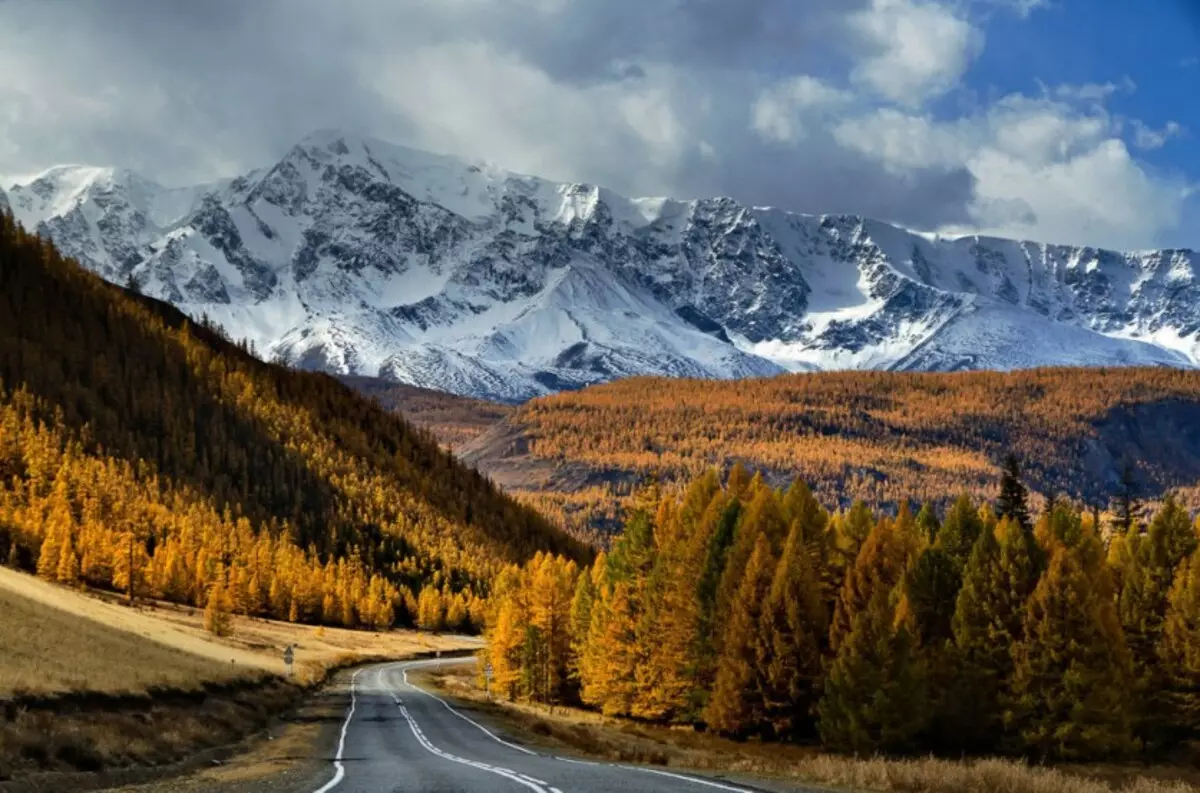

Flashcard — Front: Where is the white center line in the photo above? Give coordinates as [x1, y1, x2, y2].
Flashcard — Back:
[310, 667, 364, 793]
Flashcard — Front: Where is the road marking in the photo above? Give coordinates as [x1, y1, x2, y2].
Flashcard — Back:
[629, 767, 758, 792]
[398, 703, 556, 793]
[400, 665, 538, 755]
[310, 667, 364, 793]
[393, 659, 759, 793]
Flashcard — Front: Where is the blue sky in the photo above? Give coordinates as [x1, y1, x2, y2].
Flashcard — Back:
[0, 0, 1197, 250]
[969, 0, 1198, 185]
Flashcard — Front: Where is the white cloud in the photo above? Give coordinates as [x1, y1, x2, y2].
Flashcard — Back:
[848, 0, 983, 106]
[1130, 120, 1185, 151]
[838, 94, 1189, 248]
[752, 76, 853, 143]
[1051, 76, 1136, 104]
[0, 0, 1192, 250]
[988, 0, 1050, 19]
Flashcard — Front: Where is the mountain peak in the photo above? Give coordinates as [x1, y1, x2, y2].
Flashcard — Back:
[10, 133, 1200, 399]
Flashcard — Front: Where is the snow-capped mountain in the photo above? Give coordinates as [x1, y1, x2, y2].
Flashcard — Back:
[6, 130, 1198, 400]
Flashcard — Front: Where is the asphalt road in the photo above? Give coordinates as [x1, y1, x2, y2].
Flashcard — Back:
[309, 659, 770, 793]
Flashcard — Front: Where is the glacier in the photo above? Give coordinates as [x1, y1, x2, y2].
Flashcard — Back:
[3, 130, 1197, 400]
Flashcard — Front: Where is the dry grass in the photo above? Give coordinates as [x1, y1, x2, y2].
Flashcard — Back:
[0, 585, 241, 696]
[0, 565, 480, 695]
[425, 666, 1200, 793]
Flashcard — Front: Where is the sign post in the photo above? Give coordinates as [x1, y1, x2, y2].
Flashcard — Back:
[283, 644, 295, 678]
[484, 662, 493, 700]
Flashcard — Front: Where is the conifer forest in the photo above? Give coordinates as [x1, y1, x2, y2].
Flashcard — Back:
[485, 462, 1200, 761]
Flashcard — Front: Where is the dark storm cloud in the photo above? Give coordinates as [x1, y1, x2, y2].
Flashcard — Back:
[0, 0, 978, 231]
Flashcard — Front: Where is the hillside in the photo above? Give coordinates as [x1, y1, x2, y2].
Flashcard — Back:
[7, 131, 1198, 401]
[461, 368, 1200, 538]
[340, 375, 514, 449]
[0, 210, 585, 630]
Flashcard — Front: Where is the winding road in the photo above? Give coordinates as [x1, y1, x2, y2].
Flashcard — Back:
[310, 659, 772, 793]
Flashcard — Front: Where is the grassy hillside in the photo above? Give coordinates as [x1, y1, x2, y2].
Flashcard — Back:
[0, 210, 586, 630]
[461, 370, 1200, 539]
[0, 575, 240, 696]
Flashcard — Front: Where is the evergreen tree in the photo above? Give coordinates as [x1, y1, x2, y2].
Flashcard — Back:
[1118, 495, 1198, 745]
[704, 534, 776, 735]
[1158, 551, 1200, 741]
[898, 546, 961, 646]
[995, 454, 1031, 532]
[915, 503, 940, 545]
[830, 515, 906, 653]
[568, 558, 598, 686]
[1008, 543, 1134, 761]
[935, 494, 984, 572]
[691, 492, 740, 717]
[1114, 460, 1140, 535]
[951, 517, 1037, 751]
[726, 463, 753, 502]
[760, 520, 827, 739]
[204, 575, 234, 637]
[713, 486, 788, 654]
[818, 587, 928, 754]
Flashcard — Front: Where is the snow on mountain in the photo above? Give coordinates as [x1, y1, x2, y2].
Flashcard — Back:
[7, 131, 1198, 400]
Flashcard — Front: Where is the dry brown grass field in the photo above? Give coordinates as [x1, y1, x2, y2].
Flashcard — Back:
[424, 666, 1200, 793]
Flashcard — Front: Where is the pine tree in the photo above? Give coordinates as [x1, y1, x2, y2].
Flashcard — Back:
[528, 554, 577, 703]
[830, 514, 905, 653]
[1118, 495, 1198, 745]
[995, 454, 1031, 532]
[204, 575, 234, 637]
[726, 463, 753, 502]
[1114, 460, 1140, 535]
[1158, 551, 1200, 741]
[55, 535, 80, 585]
[898, 546, 961, 646]
[417, 587, 445, 631]
[569, 559, 598, 686]
[818, 587, 928, 754]
[950, 517, 1037, 751]
[704, 534, 776, 735]
[1008, 543, 1134, 761]
[915, 503, 940, 545]
[581, 580, 639, 715]
[691, 492, 740, 717]
[760, 520, 827, 739]
[936, 494, 984, 572]
[36, 526, 62, 581]
[713, 487, 788, 655]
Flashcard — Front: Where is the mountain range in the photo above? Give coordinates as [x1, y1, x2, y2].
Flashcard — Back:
[4, 130, 1198, 401]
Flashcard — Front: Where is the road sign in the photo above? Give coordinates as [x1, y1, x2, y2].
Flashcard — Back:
[484, 663, 493, 679]
[283, 644, 294, 676]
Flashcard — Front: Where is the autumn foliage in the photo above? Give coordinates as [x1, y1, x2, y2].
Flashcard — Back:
[491, 367, 1200, 540]
[0, 211, 585, 631]
[486, 464, 1200, 761]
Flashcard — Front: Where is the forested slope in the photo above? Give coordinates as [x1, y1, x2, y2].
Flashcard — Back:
[464, 370, 1200, 540]
[0, 210, 585, 630]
